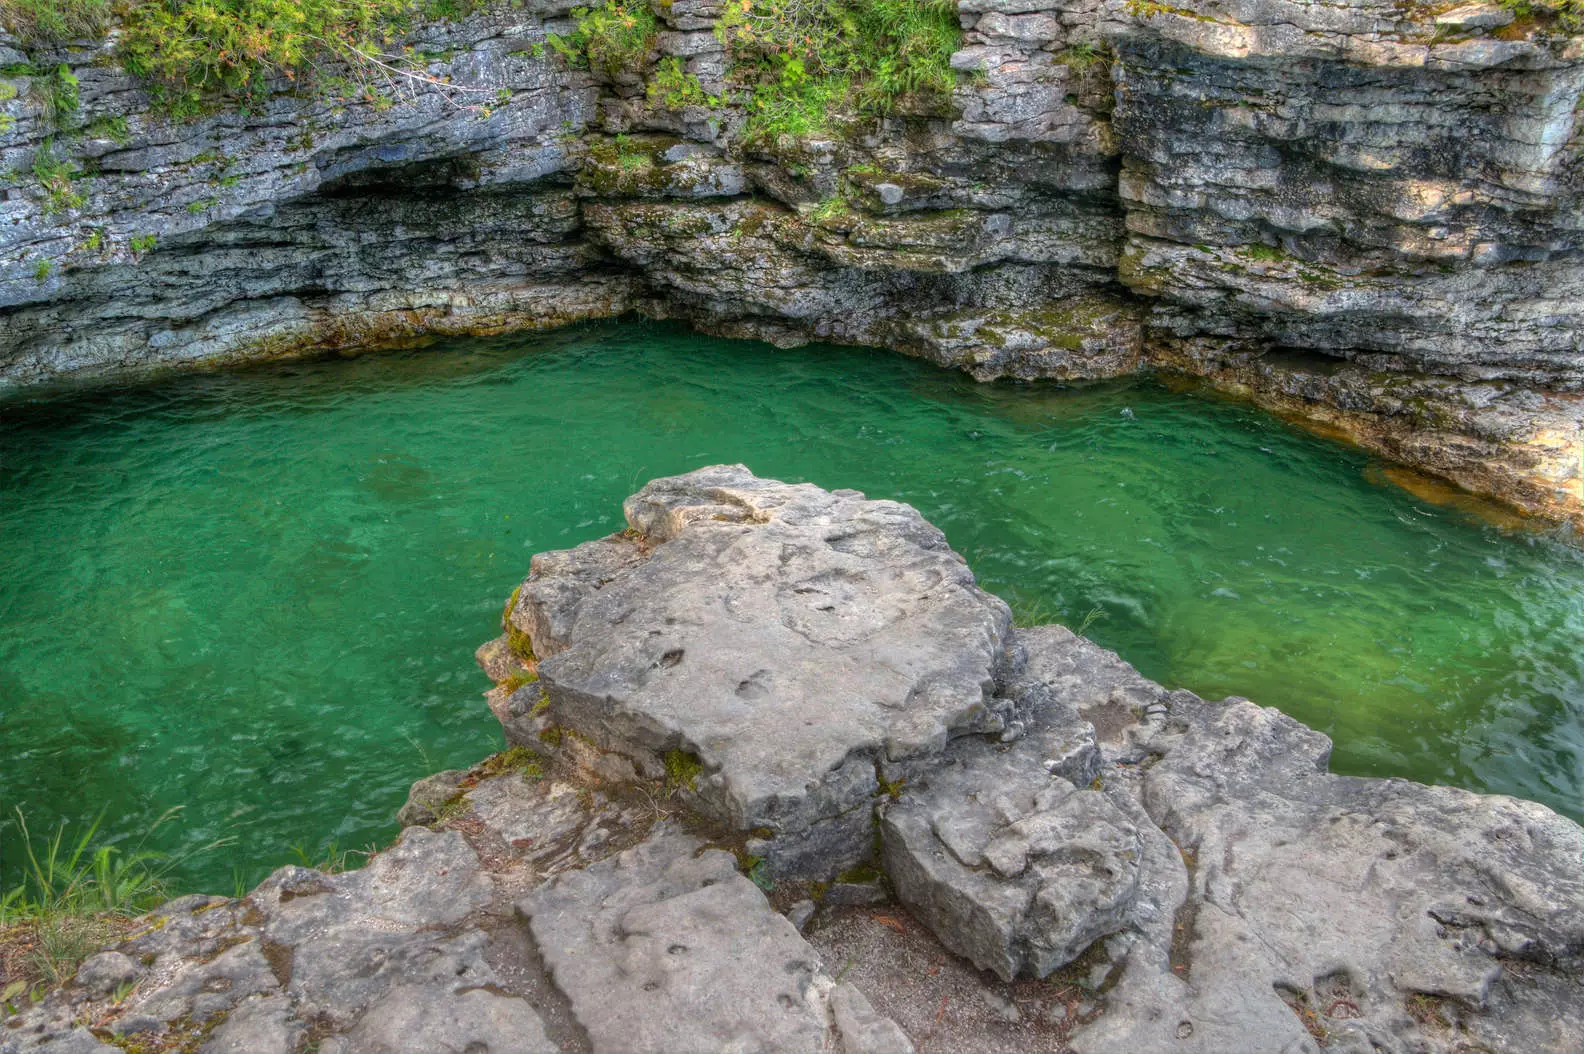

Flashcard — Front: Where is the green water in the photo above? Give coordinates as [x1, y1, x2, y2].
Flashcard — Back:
[3, 321, 1582, 891]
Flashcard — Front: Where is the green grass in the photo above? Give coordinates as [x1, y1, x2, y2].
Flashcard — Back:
[0, 808, 214, 994]
[646, 55, 719, 110]
[549, 0, 656, 77]
[0, 0, 112, 46]
[719, 0, 960, 140]
[288, 839, 373, 873]
[31, 140, 83, 214]
[478, 744, 544, 780]
[1495, 0, 1583, 29]
[499, 669, 539, 694]
[663, 748, 703, 792]
[2, 0, 439, 118]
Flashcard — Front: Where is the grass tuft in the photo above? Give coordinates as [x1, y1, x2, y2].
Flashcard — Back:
[1, 807, 220, 997]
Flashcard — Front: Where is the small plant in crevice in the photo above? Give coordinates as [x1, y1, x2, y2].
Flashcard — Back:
[79, 113, 130, 144]
[128, 232, 157, 254]
[1055, 40, 1106, 70]
[663, 748, 703, 793]
[744, 855, 773, 891]
[645, 56, 720, 110]
[479, 744, 543, 781]
[807, 195, 850, 225]
[30, 140, 82, 214]
[499, 669, 539, 694]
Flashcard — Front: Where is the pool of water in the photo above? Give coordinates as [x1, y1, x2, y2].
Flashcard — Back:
[3, 321, 1582, 891]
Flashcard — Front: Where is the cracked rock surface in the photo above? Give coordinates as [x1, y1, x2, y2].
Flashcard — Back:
[513, 463, 1013, 875]
[1, 762, 909, 1054]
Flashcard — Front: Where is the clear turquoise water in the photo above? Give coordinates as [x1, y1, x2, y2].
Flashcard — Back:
[3, 321, 1582, 891]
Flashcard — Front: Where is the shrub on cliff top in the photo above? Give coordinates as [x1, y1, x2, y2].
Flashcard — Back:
[119, 0, 424, 116]
[0, 0, 485, 117]
[549, 0, 657, 77]
[0, 0, 111, 45]
[717, 0, 960, 139]
[1499, 0, 1584, 29]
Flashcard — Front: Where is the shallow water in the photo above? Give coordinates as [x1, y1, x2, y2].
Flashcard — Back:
[3, 321, 1582, 891]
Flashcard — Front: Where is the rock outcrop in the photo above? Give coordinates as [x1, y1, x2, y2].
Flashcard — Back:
[1, 0, 1580, 530]
[4, 469, 1582, 1051]
[509, 464, 1012, 875]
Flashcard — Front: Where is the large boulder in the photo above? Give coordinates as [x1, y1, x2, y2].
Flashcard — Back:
[509, 464, 1014, 875]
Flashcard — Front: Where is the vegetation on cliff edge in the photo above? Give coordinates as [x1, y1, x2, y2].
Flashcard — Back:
[550, 0, 961, 139]
[0, 809, 198, 998]
[0, 0, 482, 116]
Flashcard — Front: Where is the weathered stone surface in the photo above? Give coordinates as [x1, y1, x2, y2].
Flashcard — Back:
[336, 985, 556, 1053]
[1081, 689, 1584, 1054]
[876, 618, 1584, 1050]
[513, 464, 1013, 874]
[522, 827, 835, 1053]
[396, 768, 468, 828]
[883, 744, 1143, 980]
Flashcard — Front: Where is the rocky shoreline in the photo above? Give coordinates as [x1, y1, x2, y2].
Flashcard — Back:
[1, 0, 1581, 531]
[6, 467, 1580, 1053]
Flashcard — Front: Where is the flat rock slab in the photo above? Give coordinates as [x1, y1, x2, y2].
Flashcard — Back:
[521, 825, 910, 1054]
[513, 464, 1013, 869]
[1083, 691, 1584, 1054]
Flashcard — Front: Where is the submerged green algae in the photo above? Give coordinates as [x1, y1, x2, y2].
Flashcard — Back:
[1, 320, 1580, 890]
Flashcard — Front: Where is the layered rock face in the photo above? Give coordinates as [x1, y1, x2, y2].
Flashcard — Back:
[6, 469, 1582, 1052]
[1, 0, 1581, 528]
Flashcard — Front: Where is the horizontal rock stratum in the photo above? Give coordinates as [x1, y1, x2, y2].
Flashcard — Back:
[7, 467, 1580, 1053]
[2, 0, 1581, 530]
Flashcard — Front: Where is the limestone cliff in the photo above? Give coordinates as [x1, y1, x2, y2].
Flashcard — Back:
[1, 0, 1580, 529]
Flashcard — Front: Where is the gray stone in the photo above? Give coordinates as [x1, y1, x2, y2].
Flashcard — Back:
[395, 769, 466, 827]
[831, 982, 916, 1054]
[1078, 691, 1584, 1054]
[200, 994, 301, 1054]
[516, 465, 1013, 874]
[337, 985, 556, 1053]
[823, 881, 889, 908]
[884, 763, 1142, 980]
[72, 951, 139, 999]
[786, 899, 817, 931]
[521, 827, 834, 1053]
